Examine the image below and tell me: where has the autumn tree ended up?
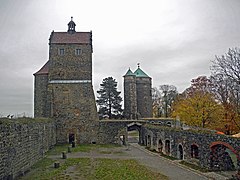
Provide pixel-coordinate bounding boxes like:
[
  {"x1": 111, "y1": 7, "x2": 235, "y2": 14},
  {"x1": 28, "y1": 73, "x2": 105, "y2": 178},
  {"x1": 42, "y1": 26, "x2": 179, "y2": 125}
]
[
  {"x1": 183, "y1": 76, "x2": 213, "y2": 97},
  {"x1": 211, "y1": 47, "x2": 240, "y2": 84},
  {"x1": 210, "y1": 47, "x2": 240, "y2": 133},
  {"x1": 96, "y1": 77, "x2": 123, "y2": 119},
  {"x1": 172, "y1": 76, "x2": 224, "y2": 129},
  {"x1": 152, "y1": 85, "x2": 178, "y2": 118},
  {"x1": 172, "y1": 92, "x2": 223, "y2": 128}
]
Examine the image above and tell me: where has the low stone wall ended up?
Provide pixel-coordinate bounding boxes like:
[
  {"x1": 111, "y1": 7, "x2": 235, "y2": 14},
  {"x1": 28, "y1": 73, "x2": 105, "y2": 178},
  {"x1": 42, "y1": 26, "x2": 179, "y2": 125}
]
[
  {"x1": 0, "y1": 118, "x2": 56, "y2": 179},
  {"x1": 142, "y1": 124, "x2": 240, "y2": 171},
  {"x1": 98, "y1": 120, "x2": 129, "y2": 144}
]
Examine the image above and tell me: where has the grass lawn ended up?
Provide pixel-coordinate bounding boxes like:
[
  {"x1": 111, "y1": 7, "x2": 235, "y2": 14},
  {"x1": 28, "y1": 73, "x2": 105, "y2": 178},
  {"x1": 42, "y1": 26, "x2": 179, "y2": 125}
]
[
  {"x1": 20, "y1": 144, "x2": 168, "y2": 180},
  {"x1": 46, "y1": 143, "x2": 121, "y2": 155},
  {"x1": 20, "y1": 158, "x2": 168, "y2": 180},
  {"x1": 179, "y1": 161, "x2": 209, "y2": 173}
]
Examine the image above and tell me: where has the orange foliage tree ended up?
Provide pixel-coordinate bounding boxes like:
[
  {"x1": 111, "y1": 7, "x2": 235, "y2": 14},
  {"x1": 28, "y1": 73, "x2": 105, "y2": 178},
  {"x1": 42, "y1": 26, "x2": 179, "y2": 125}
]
[{"x1": 172, "y1": 92, "x2": 224, "y2": 128}]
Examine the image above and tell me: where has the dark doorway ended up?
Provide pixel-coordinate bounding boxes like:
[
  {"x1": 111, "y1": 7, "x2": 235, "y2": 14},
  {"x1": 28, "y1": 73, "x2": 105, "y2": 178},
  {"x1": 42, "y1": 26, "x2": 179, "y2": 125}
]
[
  {"x1": 120, "y1": 135, "x2": 126, "y2": 145},
  {"x1": 69, "y1": 133, "x2": 75, "y2": 144},
  {"x1": 165, "y1": 140, "x2": 170, "y2": 155},
  {"x1": 158, "y1": 139, "x2": 163, "y2": 153},
  {"x1": 191, "y1": 144, "x2": 199, "y2": 159},
  {"x1": 178, "y1": 144, "x2": 183, "y2": 159},
  {"x1": 147, "y1": 135, "x2": 151, "y2": 147}
]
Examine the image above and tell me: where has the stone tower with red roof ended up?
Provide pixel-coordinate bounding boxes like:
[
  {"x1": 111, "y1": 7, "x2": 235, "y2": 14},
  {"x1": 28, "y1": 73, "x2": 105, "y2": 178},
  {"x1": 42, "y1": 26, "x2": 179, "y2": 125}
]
[
  {"x1": 123, "y1": 64, "x2": 152, "y2": 119},
  {"x1": 34, "y1": 17, "x2": 98, "y2": 144}
]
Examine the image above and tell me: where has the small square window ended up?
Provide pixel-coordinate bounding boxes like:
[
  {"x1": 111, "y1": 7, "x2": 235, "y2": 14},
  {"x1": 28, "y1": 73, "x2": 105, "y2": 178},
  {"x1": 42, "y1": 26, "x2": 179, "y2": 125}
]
[
  {"x1": 59, "y1": 48, "x2": 65, "y2": 55},
  {"x1": 75, "y1": 49, "x2": 81, "y2": 55}
]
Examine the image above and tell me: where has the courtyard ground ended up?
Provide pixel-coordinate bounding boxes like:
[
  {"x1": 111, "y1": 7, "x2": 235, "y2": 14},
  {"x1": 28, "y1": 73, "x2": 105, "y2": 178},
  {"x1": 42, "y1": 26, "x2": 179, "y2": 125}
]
[{"x1": 20, "y1": 141, "x2": 233, "y2": 180}]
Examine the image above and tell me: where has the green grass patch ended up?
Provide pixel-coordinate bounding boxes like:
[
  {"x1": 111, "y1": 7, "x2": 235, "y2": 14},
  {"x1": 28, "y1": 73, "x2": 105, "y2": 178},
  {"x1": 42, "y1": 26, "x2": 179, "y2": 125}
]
[
  {"x1": 20, "y1": 158, "x2": 90, "y2": 180},
  {"x1": 31, "y1": 157, "x2": 54, "y2": 169},
  {"x1": 179, "y1": 161, "x2": 209, "y2": 172},
  {"x1": 160, "y1": 154, "x2": 178, "y2": 160},
  {"x1": 47, "y1": 144, "x2": 121, "y2": 155},
  {"x1": 21, "y1": 157, "x2": 168, "y2": 180},
  {"x1": 95, "y1": 159, "x2": 168, "y2": 180},
  {"x1": 46, "y1": 144, "x2": 70, "y2": 155}
]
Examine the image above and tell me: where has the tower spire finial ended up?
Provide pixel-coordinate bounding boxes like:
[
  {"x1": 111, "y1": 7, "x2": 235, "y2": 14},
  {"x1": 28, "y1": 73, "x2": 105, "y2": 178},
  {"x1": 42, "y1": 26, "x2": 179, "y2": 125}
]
[
  {"x1": 137, "y1": 63, "x2": 140, "y2": 68},
  {"x1": 68, "y1": 16, "x2": 76, "y2": 34}
]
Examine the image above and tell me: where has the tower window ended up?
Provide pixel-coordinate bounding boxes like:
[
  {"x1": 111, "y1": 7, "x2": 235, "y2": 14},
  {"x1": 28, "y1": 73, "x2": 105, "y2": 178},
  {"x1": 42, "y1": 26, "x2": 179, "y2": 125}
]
[
  {"x1": 59, "y1": 48, "x2": 65, "y2": 55},
  {"x1": 75, "y1": 49, "x2": 81, "y2": 55}
]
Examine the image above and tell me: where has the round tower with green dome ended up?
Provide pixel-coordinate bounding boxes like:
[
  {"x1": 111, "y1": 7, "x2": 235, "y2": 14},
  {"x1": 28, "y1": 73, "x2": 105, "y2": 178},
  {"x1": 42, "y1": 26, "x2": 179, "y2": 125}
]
[{"x1": 123, "y1": 64, "x2": 152, "y2": 119}]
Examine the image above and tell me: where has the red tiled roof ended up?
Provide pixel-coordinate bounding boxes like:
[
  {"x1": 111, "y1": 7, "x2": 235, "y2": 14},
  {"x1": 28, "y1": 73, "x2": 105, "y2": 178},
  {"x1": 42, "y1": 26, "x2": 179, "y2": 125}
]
[
  {"x1": 34, "y1": 61, "x2": 49, "y2": 75},
  {"x1": 50, "y1": 32, "x2": 91, "y2": 44}
]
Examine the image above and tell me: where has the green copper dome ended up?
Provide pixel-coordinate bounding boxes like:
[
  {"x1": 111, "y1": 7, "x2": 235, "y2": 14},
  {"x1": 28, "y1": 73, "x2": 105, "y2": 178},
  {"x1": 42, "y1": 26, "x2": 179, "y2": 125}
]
[
  {"x1": 134, "y1": 67, "x2": 149, "y2": 77},
  {"x1": 124, "y1": 68, "x2": 135, "y2": 76}
]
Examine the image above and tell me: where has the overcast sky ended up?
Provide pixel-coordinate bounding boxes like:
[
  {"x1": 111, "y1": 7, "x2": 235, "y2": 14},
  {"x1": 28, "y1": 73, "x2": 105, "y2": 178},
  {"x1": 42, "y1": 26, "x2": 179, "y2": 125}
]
[{"x1": 0, "y1": 0, "x2": 240, "y2": 117}]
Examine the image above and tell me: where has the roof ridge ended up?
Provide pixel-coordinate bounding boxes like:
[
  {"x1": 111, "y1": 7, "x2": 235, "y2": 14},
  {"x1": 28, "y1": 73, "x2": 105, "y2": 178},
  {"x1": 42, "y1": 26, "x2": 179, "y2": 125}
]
[
  {"x1": 134, "y1": 67, "x2": 150, "y2": 78},
  {"x1": 34, "y1": 61, "x2": 49, "y2": 75}
]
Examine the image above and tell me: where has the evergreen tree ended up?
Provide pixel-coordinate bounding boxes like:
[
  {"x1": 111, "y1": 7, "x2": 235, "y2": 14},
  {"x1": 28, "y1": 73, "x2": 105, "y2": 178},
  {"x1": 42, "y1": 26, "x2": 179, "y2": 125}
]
[{"x1": 96, "y1": 77, "x2": 123, "y2": 119}]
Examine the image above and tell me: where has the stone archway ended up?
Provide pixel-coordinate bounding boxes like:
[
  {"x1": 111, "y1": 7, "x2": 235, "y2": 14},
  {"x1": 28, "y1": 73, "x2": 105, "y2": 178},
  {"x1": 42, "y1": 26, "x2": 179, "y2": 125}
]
[
  {"x1": 165, "y1": 140, "x2": 170, "y2": 155},
  {"x1": 178, "y1": 144, "x2": 184, "y2": 160},
  {"x1": 209, "y1": 142, "x2": 238, "y2": 171},
  {"x1": 127, "y1": 122, "x2": 142, "y2": 144}
]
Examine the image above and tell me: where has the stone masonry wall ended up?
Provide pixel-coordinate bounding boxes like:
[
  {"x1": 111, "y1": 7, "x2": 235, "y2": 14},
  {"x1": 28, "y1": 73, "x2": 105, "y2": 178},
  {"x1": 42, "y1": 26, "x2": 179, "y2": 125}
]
[
  {"x1": 0, "y1": 118, "x2": 56, "y2": 179},
  {"x1": 124, "y1": 75, "x2": 137, "y2": 119},
  {"x1": 136, "y1": 77, "x2": 152, "y2": 118},
  {"x1": 98, "y1": 120, "x2": 129, "y2": 144},
  {"x1": 49, "y1": 44, "x2": 92, "y2": 81},
  {"x1": 34, "y1": 74, "x2": 50, "y2": 118}
]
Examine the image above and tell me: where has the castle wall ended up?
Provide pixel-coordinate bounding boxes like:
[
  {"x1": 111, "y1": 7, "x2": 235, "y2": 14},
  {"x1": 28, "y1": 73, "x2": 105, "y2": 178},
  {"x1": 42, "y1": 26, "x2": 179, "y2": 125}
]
[
  {"x1": 0, "y1": 118, "x2": 56, "y2": 179},
  {"x1": 136, "y1": 77, "x2": 152, "y2": 118},
  {"x1": 98, "y1": 121, "x2": 128, "y2": 144}
]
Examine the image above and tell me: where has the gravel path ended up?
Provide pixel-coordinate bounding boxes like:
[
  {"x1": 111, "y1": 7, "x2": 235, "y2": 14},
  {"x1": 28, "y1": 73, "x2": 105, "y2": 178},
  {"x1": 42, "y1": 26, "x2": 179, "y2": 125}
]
[{"x1": 126, "y1": 143, "x2": 208, "y2": 180}]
